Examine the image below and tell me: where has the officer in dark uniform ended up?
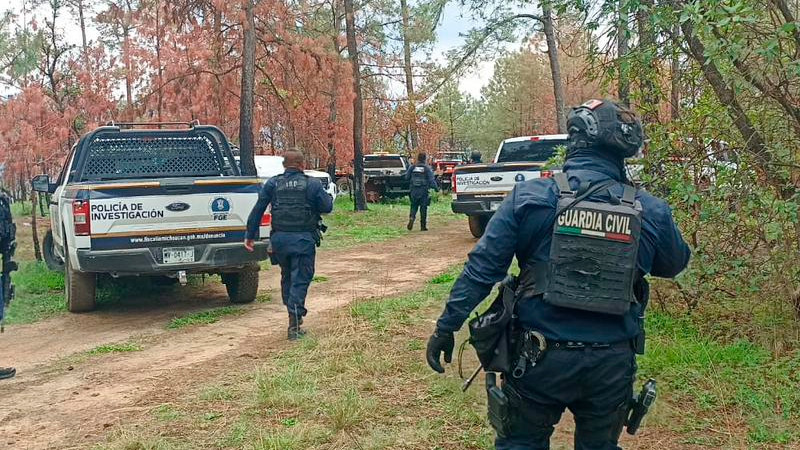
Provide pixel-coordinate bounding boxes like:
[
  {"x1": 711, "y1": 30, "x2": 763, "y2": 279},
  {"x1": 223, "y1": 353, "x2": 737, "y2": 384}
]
[
  {"x1": 426, "y1": 100, "x2": 691, "y2": 449},
  {"x1": 1, "y1": 190, "x2": 17, "y2": 380},
  {"x1": 405, "y1": 153, "x2": 438, "y2": 231},
  {"x1": 244, "y1": 151, "x2": 333, "y2": 340},
  {"x1": 470, "y1": 150, "x2": 482, "y2": 164}
]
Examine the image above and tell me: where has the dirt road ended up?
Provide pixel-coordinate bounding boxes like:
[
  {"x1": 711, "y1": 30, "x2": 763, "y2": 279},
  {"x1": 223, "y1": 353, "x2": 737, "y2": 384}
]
[{"x1": 0, "y1": 224, "x2": 475, "y2": 449}]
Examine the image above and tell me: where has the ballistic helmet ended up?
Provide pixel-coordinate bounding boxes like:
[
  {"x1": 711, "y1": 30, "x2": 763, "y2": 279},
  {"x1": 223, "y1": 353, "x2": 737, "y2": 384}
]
[{"x1": 566, "y1": 99, "x2": 644, "y2": 158}]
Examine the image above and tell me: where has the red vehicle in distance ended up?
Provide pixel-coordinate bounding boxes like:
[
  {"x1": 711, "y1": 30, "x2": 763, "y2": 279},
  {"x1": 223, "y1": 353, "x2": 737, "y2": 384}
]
[{"x1": 431, "y1": 151, "x2": 467, "y2": 192}]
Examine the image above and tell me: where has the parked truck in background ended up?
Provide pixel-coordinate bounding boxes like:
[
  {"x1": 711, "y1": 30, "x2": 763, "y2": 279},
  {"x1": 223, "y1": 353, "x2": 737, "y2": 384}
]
[
  {"x1": 32, "y1": 123, "x2": 270, "y2": 312},
  {"x1": 451, "y1": 134, "x2": 568, "y2": 238},
  {"x1": 431, "y1": 151, "x2": 467, "y2": 192}
]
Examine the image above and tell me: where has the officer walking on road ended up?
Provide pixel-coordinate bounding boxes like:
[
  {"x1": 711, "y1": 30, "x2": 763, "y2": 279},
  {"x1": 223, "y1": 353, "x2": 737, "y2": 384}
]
[
  {"x1": 426, "y1": 99, "x2": 691, "y2": 449},
  {"x1": 405, "y1": 153, "x2": 438, "y2": 231},
  {"x1": 244, "y1": 151, "x2": 333, "y2": 340}
]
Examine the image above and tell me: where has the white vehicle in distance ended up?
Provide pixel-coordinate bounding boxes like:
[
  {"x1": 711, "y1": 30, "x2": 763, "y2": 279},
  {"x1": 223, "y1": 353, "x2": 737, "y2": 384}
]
[{"x1": 236, "y1": 155, "x2": 338, "y2": 201}]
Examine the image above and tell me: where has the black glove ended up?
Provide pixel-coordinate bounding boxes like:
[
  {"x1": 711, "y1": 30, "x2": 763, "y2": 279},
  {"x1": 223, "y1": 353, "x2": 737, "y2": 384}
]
[{"x1": 426, "y1": 329, "x2": 454, "y2": 373}]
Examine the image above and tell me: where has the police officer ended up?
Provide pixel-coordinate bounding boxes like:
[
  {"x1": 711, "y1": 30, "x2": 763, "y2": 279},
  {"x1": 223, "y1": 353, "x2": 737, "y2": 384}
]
[
  {"x1": 244, "y1": 151, "x2": 333, "y2": 340},
  {"x1": 0, "y1": 190, "x2": 16, "y2": 380},
  {"x1": 426, "y1": 100, "x2": 691, "y2": 449},
  {"x1": 405, "y1": 153, "x2": 438, "y2": 231},
  {"x1": 470, "y1": 150, "x2": 482, "y2": 164}
]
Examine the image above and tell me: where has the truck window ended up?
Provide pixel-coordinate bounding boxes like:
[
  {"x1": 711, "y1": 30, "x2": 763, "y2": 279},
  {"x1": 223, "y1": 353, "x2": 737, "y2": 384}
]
[
  {"x1": 496, "y1": 140, "x2": 566, "y2": 163},
  {"x1": 80, "y1": 134, "x2": 230, "y2": 181},
  {"x1": 364, "y1": 156, "x2": 404, "y2": 169}
]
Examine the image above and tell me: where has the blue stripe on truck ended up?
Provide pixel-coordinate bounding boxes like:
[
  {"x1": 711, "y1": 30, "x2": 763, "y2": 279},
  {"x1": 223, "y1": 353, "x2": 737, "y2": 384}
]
[{"x1": 90, "y1": 229, "x2": 247, "y2": 251}]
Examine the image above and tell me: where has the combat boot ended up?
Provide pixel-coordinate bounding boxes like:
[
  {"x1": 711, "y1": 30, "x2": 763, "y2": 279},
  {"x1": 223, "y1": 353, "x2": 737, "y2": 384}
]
[
  {"x1": 407, "y1": 218, "x2": 415, "y2": 231},
  {"x1": 421, "y1": 222, "x2": 428, "y2": 231},
  {"x1": 288, "y1": 314, "x2": 306, "y2": 341},
  {"x1": 0, "y1": 367, "x2": 16, "y2": 380}
]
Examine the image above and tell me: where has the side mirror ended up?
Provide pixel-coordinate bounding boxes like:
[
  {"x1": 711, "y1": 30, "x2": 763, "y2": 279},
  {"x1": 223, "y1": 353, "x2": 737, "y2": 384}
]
[{"x1": 31, "y1": 174, "x2": 55, "y2": 194}]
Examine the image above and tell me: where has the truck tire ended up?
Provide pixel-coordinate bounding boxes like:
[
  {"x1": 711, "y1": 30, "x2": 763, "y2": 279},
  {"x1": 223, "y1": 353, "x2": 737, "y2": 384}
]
[
  {"x1": 468, "y1": 215, "x2": 489, "y2": 238},
  {"x1": 224, "y1": 269, "x2": 259, "y2": 304},
  {"x1": 43, "y1": 230, "x2": 65, "y2": 272},
  {"x1": 336, "y1": 177, "x2": 352, "y2": 196},
  {"x1": 65, "y1": 248, "x2": 97, "y2": 313}
]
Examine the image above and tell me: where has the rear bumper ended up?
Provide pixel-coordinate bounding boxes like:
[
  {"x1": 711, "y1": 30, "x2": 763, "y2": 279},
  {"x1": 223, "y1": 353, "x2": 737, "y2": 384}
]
[
  {"x1": 451, "y1": 195, "x2": 506, "y2": 215},
  {"x1": 76, "y1": 241, "x2": 269, "y2": 275}
]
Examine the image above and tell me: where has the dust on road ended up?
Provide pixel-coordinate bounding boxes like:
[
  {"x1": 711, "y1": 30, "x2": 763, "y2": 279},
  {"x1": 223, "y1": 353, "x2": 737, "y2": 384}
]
[{"x1": 0, "y1": 223, "x2": 475, "y2": 449}]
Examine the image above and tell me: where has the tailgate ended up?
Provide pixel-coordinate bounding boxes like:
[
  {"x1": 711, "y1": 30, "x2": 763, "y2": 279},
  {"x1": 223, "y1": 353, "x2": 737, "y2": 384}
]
[
  {"x1": 454, "y1": 162, "x2": 549, "y2": 196},
  {"x1": 76, "y1": 178, "x2": 265, "y2": 251}
]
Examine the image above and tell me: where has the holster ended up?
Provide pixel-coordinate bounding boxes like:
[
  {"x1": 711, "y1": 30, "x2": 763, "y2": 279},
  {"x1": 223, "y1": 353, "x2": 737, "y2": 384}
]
[{"x1": 467, "y1": 276, "x2": 519, "y2": 373}]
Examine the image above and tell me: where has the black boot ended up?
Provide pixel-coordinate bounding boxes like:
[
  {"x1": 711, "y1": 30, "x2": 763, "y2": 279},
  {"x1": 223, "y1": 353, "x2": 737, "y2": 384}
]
[
  {"x1": 420, "y1": 222, "x2": 428, "y2": 231},
  {"x1": 288, "y1": 314, "x2": 306, "y2": 341},
  {"x1": 0, "y1": 367, "x2": 16, "y2": 380},
  {"x1": 407, "y1": 218, "x2": 415, "y2": 231}
]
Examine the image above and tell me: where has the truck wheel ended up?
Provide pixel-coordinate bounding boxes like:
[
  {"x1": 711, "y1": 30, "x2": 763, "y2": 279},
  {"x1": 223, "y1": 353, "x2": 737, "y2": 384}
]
[
  {"x1": 43, "y1": 230, "x2": 65, "y2": 272},
  {"x1": 336, "y1": 177, "x2": 352, "y2": 196},
  {"x1": 224, "y1": 269, "x2": 259, "y2": 304},
  {"x1": 65, "y1": 249, "x2": 97, "y2": 313},
  {"x1": 468, "y1": 215, "x2": 489, "y2": 238}
]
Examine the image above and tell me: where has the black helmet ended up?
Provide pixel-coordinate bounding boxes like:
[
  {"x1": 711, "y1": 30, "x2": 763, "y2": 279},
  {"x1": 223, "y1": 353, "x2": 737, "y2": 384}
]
[{"x1": 566, "y1": 99, "x2": 644, "y2": 158}]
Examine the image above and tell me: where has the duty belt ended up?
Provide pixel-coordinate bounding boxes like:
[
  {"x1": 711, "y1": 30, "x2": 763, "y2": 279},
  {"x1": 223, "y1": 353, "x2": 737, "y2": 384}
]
[{"x1": 549, "y1": 340, "x2": 633, "y2": 350}]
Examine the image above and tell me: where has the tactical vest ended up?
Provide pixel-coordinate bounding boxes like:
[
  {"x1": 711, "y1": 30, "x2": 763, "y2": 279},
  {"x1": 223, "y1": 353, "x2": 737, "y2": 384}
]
[
  {"x1": 410, "y1": 164, "x2": 428, "y2": 189},
  {"x1": 270, "y1": 174, "x2": 317, "y2": 233},
  {"x1": 0, "y1": 194, "x2": 13, "y2": 246},
  {"x1": 520, "y1": 173, "x2": 642, "y2": 315}
]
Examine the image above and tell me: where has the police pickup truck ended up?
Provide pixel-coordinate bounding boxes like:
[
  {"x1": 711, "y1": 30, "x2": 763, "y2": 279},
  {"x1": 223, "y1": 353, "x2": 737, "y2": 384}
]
[
  {"x1": 451, "y1": 135, "x2": 568, "y2": 237},
  {"x1": 31, "y1": 123, "x2": 270, "y2": 312},
  {"x1": 363, "y1": 153, "x2": 411, "y2": 201}
]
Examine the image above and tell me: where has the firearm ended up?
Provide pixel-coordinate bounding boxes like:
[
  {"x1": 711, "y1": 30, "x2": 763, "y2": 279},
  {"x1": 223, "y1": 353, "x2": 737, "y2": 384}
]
[
  {"x1": 313, "y1": 219, "x2": 328, "y2": 247},
  {"x1": 626, "y1": 378, "x2": 656, "y2": 435}
]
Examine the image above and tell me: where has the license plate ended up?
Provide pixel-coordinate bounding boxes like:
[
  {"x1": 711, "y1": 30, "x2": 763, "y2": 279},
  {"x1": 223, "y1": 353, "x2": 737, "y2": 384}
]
[
  {"x1": 490, "y1": 201, "x2": 503, "y2": 211},
  {"x1": 163, "y1": 247, "x2": 194, "y2": 264}
]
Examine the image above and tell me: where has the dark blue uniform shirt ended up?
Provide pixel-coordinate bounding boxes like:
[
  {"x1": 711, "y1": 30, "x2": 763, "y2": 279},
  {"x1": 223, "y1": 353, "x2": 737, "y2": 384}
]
[
  {"x1": 245, "y1": 169, "x2": 334, "y2": 249},
  {"x1": 405, "y1": 163, "x2": 438, "y2": 195},
  {"x1": 436, "y1": 155, "x2": 691, "y2": 343}
]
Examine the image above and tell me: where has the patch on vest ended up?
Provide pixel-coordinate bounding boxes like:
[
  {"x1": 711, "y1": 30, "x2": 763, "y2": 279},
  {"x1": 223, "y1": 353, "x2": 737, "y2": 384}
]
[
  {"x1": 413, "y1": 166, "x2": 425, "y2": 173},
  {"x1": 556, "y1": 207, "x2": 633, "y2": 242}
]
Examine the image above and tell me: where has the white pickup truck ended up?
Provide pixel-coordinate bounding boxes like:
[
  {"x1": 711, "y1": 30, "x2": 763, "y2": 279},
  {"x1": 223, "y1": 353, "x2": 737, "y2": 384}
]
[
  {"x1": 32, "y1": 123, "x2": 271, "y2": 312},
  {"x1": 452, "y1": 135, "x2": 568, "y2": 237}
]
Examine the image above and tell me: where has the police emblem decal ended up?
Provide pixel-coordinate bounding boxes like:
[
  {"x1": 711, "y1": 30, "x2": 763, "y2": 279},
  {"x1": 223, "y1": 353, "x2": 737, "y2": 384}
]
[
  {"x1": 515, "y1": 173, "x2": 525, "y2": 182},
  {"x1": 210, "y1": 197, "x2": 231, "y2": 220}
]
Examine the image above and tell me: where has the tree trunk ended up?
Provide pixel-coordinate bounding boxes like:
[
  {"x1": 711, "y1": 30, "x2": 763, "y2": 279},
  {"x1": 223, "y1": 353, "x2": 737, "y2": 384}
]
[
  {"x1": 327, "y1": 69, "x2": 339, "y2": 181},
  {"x1": 542, "y1": 4, "x2": 566, "y2": 134},
  {"x1": 400, "y1": 0, "x2": 418, "y2": 152},
  {"x1": 345, "y1": 0, "x2": 368, "y2": 211},
  {"x1": 238, "y1": 0, "x2": 257, "y2": 176},
  {"x1": 30, "y1": 192, "x2": 42, "y2": 262},
  {"x1": 124, "y1": 31, "x2": 133, "y2": 119},
  {"x1": 670, "y1": 23, "x2": 680, "y2": 120},
  {"x1": 617, "y1": 0, "x2": 630, "y2": 106},
  {"x1": 155, "y1": 0, "x2": 163, "y2": 122},
  {"x1": 636, "y1": 0, "x2": 659, "y2": 123},
  {"x1": 78, "y1": 0, "x2": 87, "y2": 53}
]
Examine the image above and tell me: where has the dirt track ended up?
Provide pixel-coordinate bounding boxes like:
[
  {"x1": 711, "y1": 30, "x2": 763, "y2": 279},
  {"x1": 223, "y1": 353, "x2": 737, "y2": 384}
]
[{"x1": 0, "y1": 223, "x2": 475, "y2": 449}]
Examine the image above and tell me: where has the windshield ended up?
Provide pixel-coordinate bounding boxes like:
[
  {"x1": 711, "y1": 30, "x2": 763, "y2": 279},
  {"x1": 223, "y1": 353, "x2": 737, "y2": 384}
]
[
  {"x1": 437, "y1": 153, "x2": 464, "y2": 161},
  {"x1": 364, "y1": 156, "x2": 404, "y2": 169},
  {"x1": 496, "y1": 140, "x2": 566, "y2": 163}
]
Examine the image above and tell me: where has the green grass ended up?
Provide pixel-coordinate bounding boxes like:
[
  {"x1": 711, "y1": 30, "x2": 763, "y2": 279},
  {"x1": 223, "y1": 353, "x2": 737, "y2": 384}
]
[
  {"x1": 99, "y1": 265, "x2": 492, "y2": 450},
  {"x1": 322, "y1": 195, "x2": 459, "y2": 249},
  {"x1": 637, "y1": 311, "x2": 800, "y2": 444},
  {"x1": 87, "y1": 342, "x2": 143, "y2": 355},
  {"x1": 311, "y1": 275, "x2": 328, "y2": 283},
  {"x1": 4, "y1": 261, "x2": 66, "y2": 324},
  {"x1": 5, "y1": 263, "x2": 186, "y2": 325},
  {"x1": 166, "y1": 306, "x2": 243, "y2": 330}
]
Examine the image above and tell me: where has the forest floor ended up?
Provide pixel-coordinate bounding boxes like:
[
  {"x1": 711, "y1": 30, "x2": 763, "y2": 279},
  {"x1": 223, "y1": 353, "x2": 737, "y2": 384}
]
[{"x1": 1, "y1": 197, "x2": 795, "y2": 449}]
